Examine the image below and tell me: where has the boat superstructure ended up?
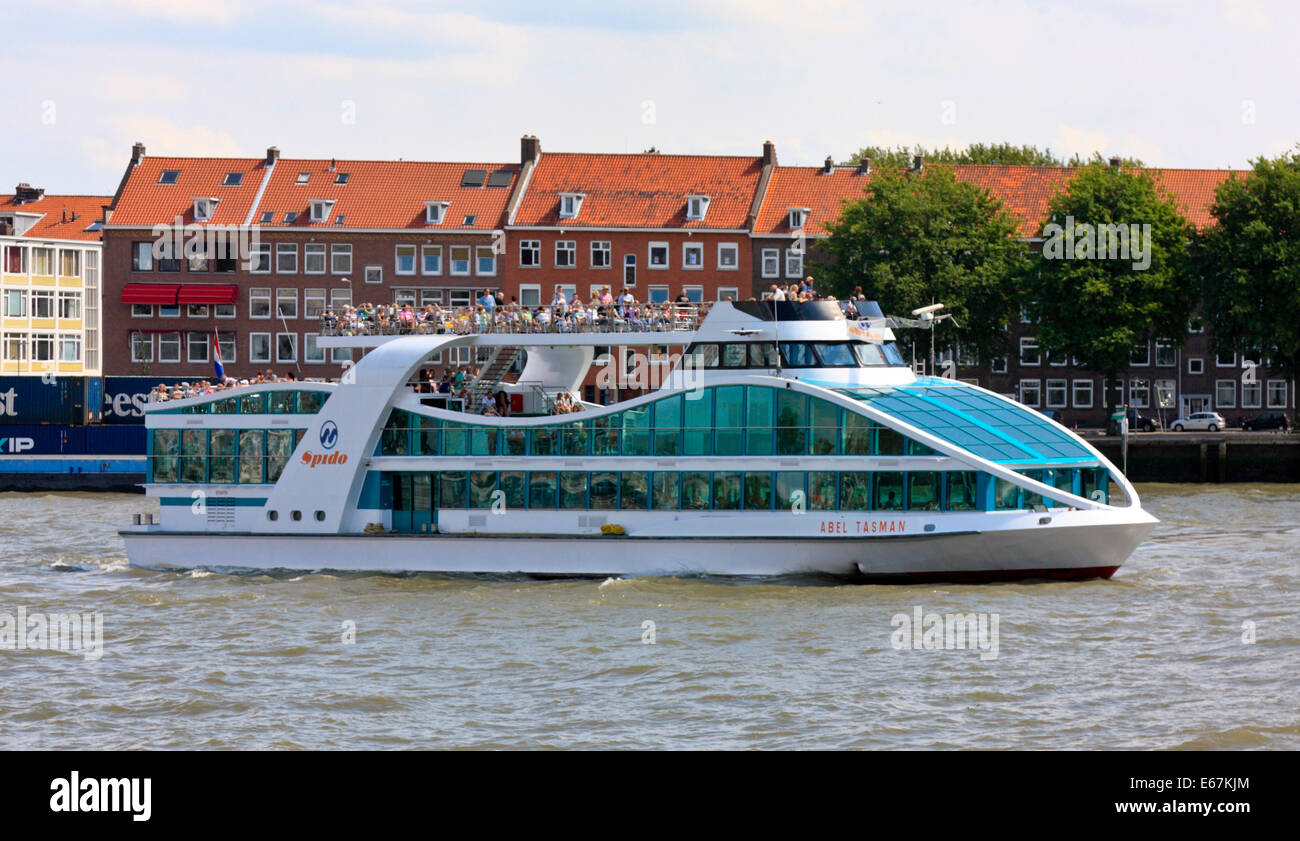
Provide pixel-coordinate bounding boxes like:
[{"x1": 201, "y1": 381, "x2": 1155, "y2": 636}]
[{"x1": 122, "y1": 301, "x2": 1157, "y2": 580}]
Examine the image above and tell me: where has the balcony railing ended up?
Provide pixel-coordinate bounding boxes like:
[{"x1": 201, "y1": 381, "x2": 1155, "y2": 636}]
[{"x1": 318, "y1": 303, "x2": 713, "y2": 337}]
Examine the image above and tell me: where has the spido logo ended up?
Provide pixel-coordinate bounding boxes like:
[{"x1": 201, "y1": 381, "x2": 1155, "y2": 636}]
[{"x1": 301, "y1": 420, "x2": 346, "y2": 467}]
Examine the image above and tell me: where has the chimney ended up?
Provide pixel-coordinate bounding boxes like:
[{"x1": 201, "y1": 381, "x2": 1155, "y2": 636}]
[
  {"x1": 1109, "y1": 156, "x2": 1122, "y2": 172},
  {"x1": 858, "y1": 156, "x2": 871, "y2": 175},
  {"x1": 14, "y1": 183, "x2": 44, "y2": 204},
  {"x1": 912, "y1": 155, "x2": 924, "y2": 173},
  {"x1": 521, "y1": 135, "x2": 540, "y2": 166},
  {"x1": 266, "y1": 146, "x2": 280, "y2": 166},
  {"x1": 329, "y1": 158, "x2": 336, "y2": 172},
  {"x1": 762, "y1": 140, "x2": 777, "y2": 167},
  {"x1": 131, "y1": 142, "x2": 146, "y2": 164},
  {"x1": 61, "y1": 207, "x2": 67, "y2": 223},
  {"x1": 823, "y1": 155, "x2": 834, "y2": 174}
]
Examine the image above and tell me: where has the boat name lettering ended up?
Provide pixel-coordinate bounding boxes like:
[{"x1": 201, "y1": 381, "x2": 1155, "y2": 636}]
[
  {"x1": 301, "y1": 450, "x2": 349, "y2": 468},
  {"x1": 819, "y1": 519, "x2": 906, "y2": 535}
]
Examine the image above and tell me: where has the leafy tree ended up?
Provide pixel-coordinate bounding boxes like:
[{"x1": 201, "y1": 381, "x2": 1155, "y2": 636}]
[
  {"x1": 842, "y1": 143, "x2": 1143, "y2": 169},
  {"x1": 1196, "y1": 148, "x2": 1300, "y2": 384},
  {"x1": 1022, "y1": 164, "x2": 1194, "y2": 404},
  {"x1": 818, "y1": 167, "x2": 1027, "y2": 364}
]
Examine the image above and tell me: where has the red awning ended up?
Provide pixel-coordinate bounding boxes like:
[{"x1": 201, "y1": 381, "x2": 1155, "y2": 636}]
[
  {"x1": 121, "y1": 283, "x2": 181, "y2": 305},
  {"x1": 177, "y1": 284, "x2": 238, "y2": 305}
]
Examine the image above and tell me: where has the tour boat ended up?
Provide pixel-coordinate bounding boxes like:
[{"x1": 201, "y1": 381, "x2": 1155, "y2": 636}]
[{"x1": 121, "y1": 300, "x2": 1157, "y2": 581}]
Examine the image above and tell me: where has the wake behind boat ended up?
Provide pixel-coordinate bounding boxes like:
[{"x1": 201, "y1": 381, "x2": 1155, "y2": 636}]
[{"x1": 121, "y1": 300, "x2": 1156, "y2": 581}]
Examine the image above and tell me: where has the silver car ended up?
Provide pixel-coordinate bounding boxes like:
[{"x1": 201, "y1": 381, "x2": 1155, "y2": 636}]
[{"x1": 1170, "y1": 412, "x2": 1226, "y2": 432}]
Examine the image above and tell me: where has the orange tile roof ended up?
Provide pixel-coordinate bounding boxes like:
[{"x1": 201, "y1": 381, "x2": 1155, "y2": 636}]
[
  {"x1": 109, "y1": 156, "x2": 518, "y2": 230},
  {"x1": 0, "y1": 193, "x2": 111, "y2": 242},
  {"x1": 512, "y1": 152, "x2": 764, "y2": 229},
  {"x1": 753, "y1": 166, "x2": 876, "y2": 235}
]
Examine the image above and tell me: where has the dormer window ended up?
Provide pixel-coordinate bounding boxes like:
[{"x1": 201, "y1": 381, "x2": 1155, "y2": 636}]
[
  {"x1": 425, "y1": 201, "x2": 449, "y2": 225},
  {"x1": 559, "y1": 193, "x2": 585, "y2": 219},
  {"x1": 296, "y1": 172, "x2": 310, "y2": 185},
  {"x1": 309, "y1": 199, "x2": 335, "y2": 223},
  {"x1": 686, "y1": 195, "x2": 710, "y2": 221},
  {"x1": 222, "y1": 172, "x2": 243, "y2": 187},
  {"x1": 787, "y1": 207, "x2": 810, "y2": 230},
  {"x1": 192, "y1": 197, "x2": 218, "y2": 221}
]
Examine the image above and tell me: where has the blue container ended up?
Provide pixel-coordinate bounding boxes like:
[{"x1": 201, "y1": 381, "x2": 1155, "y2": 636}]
[
  {"x1": 84, "y1": 425, "x2": 146, "y2": 455},
  {"x1": 100, "y1": 376, "x2": 189, "y2": 424},
  {"x1": 0, "y1": 424, "x2": 75, "y2": 455},
  {"x1": 0, "y1": 376, "x2": 88, "y2": 426}
]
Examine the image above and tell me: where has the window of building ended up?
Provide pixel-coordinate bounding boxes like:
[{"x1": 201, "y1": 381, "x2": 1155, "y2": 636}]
[
  {"x1": 476, "y1": 246, "x2": 496, "y2": 276},
  {"x1": 1072, "y1": 379, "x2": 1094, "y2": 408},
  {"x1": 681, "y1": 286, "x2": 703, "y2": 303},
  {"x1": 31, "y1": 247, "x2": 53, "y2": 275},
  {"x1": 686, "y1": 195, "x2": 710, "y2": 221},
  {"x1": 296, "y1": 172, "x2": 310, "y2": 185},
  {"x1": 304, "y1": 288, "x2": 326, "y2": 319},
  {"x1": 1187, "y1": 357, "x2": 1203, "y2": 375},
  {"x1": 1240, "y1": 380, "x2": 1261, "y2": 408},
  {"x1": 58, "y1": 334, "x2": 80, "y2": 362},
  {"x1": 1267, "y1": 380, "x2": 1287, "y2": 408},
  {"x1": 364, "y1": 265, "x2": 383, "y2": 284},
  {"x1": 2, "y1": 332, "x2": 26, "y2": 361},
  {"x1": 275, "y1": 243, "x2": 297, "y2": 273},
  {"x1": 130, "y1": 304, "x2": 151, "y2": 319},
  {"x1": 1046, "y1": 379, "x2": 1067, "y2": 408},
  {"x1": 309, "y1": 200, "x2": 334, "y2": 223},
  {"x1": 187, "y1": 304, "x2": 208, "y2": 318},
  {"x1": 193, "y1": 198, "x2": 216, "y2": 222},
  {"x1": 422, "y1": 246, "x2": 442, "y2": 275},
  {"x1": 157, "y1": 170, "x2": 180, "y2": 185},
  {"x1": 159, "y1": 303, "x2": 179, "y2": 318},
  {"x1": 131, "y1": 333, "x2": 152, "y2": 363},
  {"x1": 590, "y1": 241, "x2": 610, "y2": 269},
  {"x1": 1129, "y1": 378, "x2": 1150, "y2": 408},
  {"x1": 647, "y1": 285, "x2": 669, "y2": 303},
  {"x1": 1215, "y1": 380, "x2": 1236, "y2": 408},
  {"x1": 276, "y1": 288, "x2": 297, "y2": 319},
  {"x1": 555, "y1": 241, "x2": 576, "y2": 268},
  {"x1": 990, "y1": 356, "x2": 1007, "y2": 374},
  {"x1": 1155, "y1": 341, "x2": 1176, "y2": 367},
  {"x1": 334, "y1": 173, "x2": 350, "y2": 185},
  {"x1": 304, "y1": 333, "x2": 325, "y2": 364},
  {"x1": 761, "y1": 248, "x2": 780, "y2": 278},
  {"x1": 395, "y1": 245, "x2": 416, "y2": 275},
  {"x1": 1019, "y1": 337, "x2": 1040, "y2": 366},
  {"x1": 218, "y1": 331, "x2": 235, "y2": 363},
  {"x1": 717, "y1": 287, "x2": 739, "y2": 303},
  {"x1": 1019, "y1": 379, "x2": 1041, "y2": 407},
  {"x1": 304, "y1": 243, "x2": 326, "y2": 274},
  {"x1": 449, "y1": 247, "x2": 470, "y2": 275},
  {"x1": 249, "y1": 242, "x2": 271, "y2": 273},
  {"x1": 215, "y1": 303, "x2": 235, "y2": 319},
  {"x1": 331, "y1": 244, "x2": 352, "y2": 275},
  {"x1": 559, "y1": 193, "x2": 584, "y2": 219},
  {"x1": 223, "y1": 172, "x2": 243, "y2": 186},
  {"x1": 785, "y1": 248, "x2": 803, "y2": 278},
  {"x1": 425, "y1": 202, "x2": 448, "y2": 224},
  {"x1": 1, "y1": 289, "x2": 24, "y2": 318},
  {"x1": 31, "y1": 289, "x2": 53, "y2": 319},
  {"x1": 276, "y1": 333, "x2": 297, "y2": 363},
  {"x1": 157, "y1": 331, "x2": 181, "y2": 363},
  {"x1": 649, "y1": 242, "x2": 669, "y2": 269},
  {"x1": 683, "y1": 243, "x2": 703, "y2": 269},
  {"x1": 787, "y1": 208, "x2": 807, "y2": 230},
  {"x1": 250, "y1": 287, "x2": 271, "y2": 319},
  {"x1": 519, "y1": 240, "x2": 540, "y2": 267},
  {"x1": 250, "y1": 333, "x2": 271, "y2": 363},
  {"x1": 718, "y1": 243, "x2": 739, "y2": 269},
  {"x1": 187, "y1": 332, "x2": 210, "y2": 363},
  {"x1": 623, "y1": 255, "x2": 636, "y2": 286},
  {"x1": 1216, "y1": 350, "x2": 1235, "y2": 367}
]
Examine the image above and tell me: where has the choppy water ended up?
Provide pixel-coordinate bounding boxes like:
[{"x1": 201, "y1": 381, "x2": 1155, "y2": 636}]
[{"x1": 0, "y1": 484, "x2": 1295, "y2": 749}]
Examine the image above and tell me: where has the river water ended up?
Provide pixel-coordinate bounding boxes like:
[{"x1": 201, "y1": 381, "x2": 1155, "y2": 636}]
[{"x1": 0, "y1": 484, "x2": 1295, "y2": 750}]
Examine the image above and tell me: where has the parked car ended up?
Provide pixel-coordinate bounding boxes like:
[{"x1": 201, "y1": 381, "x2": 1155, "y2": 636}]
[
  {"x1": 1242, "y1": 412, "x2": 1291, "y2": 432},
  {"x1": 1038, "y1": 409, "x2": 1063, "y2": 422},
  {"x1": 1170, "y1": 411, "x2": 1227, "y2": 432},
  {"x1": 1107, "y1": 408, "x2": 1161, "y2": 434}
]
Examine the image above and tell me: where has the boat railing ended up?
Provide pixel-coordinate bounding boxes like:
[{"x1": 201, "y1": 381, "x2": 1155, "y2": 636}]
[{"x1": 317, "y1": 303, "x2": 712, "y2": 337}]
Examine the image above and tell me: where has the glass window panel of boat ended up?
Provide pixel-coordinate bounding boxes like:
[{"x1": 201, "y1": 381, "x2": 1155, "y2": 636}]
[
  {"x1": 208, "y1": 429, "x2": 236, "y2": 483},
  {"x1": 778, "y1": 342, "x2": 817, "y2": 367},
  {"x1": 415, "y1": 415, "x2": 440, "y2": 456},
  {"x1": 1044, "y1": 467, "x2": 1073, "y2": 507},
  {"x1": 744, "y1": 472, "x2": 772, "y2": 510},
  {"x1": 529, "y1": 471, "x2": 557, "y2": 508},
  {"x1": 294, "y1": 428, "x2": 306, "y2": 451},
  {"x1": 591, "y1": 415, "x2": 617, "y2": 455},
  {"x1": 394, "y1": 473, "x2": 412, "y2": 511},
  {"x1": 651, "y1": 472, "x2": 681, "y2": 509},
  {"x1": 907, "y1": 472, "x2": 939, "y2": 510},
  {"x1": 238, "y1": 430, "x2": 264, "y2": 483},
  {"x1": 499, "y1": 471, "x2": 526, "y2": 509},
  {"x1": 697, "y1": 344, "x2": 721, "y2": 368},
  {"x1": 839, "y1": 472, "x2": 871, "y2": 510},
  {"x1": 240, "y1": 392, "x2": 266, "y2": 414},
  {"x1": 683, "y1": 389, "x2": 712, "y2": 455},
  {"x1": 748, "y1": 342, "x2": 779, "y2": 368},
  {"x1": 212, "y1": 396, "x2": 239, "y2": 414},
  {"x1": 530, "y1": 425, "x2": 556, "y2": 456},
  {"x1": 994, "y1": 477, "x2": 1021, "y2": 510},
  {"x1": 681, "y1": 471, "x2": 710, "y2": 510},
  {"x1": 1020, "y1": 470, "x2": 1044, "y2": 508},
  {"x1": 621, "y1": 408, "x2": 650, "y2": 456},
  {"x1": 442, "y1": 422, "x2": 468, "y2": 456},
  {"x1": 182, "y1": 402, "x2": 210, "y2": 415},
  {"x1": 745, "y1": 386, "x2": 773, "y2": 455},
  {"x1": 619, "y1": 472, "x2": 649, "y2": 510},
  {"x1": 180, "y1": 429, "x2": 207, "y2": 483},
  {"x1": 853, "y1": 342, "x2": 887, "y2": 366},
  {"x1": 714, "y1": 386, "x2": 745, "y2": 455},
  {"x1": 712, "y1": 471, "x2": 743, "y2": 510},
  {"x1": 881, "y1": 343, "x2": 906, "y2": 366},
  {"x1": 841, "y1": 410, "x2": 871, "y2": 455},
  {"x1": 590, "y1": 471, "x2": 618, "y2": 509},
  {"x1": 811, "y1": 398, "x2": 837, "y2": 455},
  {"x1": 721, "y1": 343, "x2": 748, "y2": 368},
  {"x1": 266, "y1": 429, "x2": 293, "y2": 482},
  {"x1": 412, "y1": 473, "x2": 433, "y2": 511},
  {"x1": 269, "y1": 391, "x2": 295, "y2": 414},
  {"x1": 559, "y1": 471, "x2": 589, "y2": 509},
  {"x1": 381, "y1": 411, "x2": 410, "y2": 455},
  {"x1": 439, "y1": 471, "x2": 467, "y2": 508},
  {"x1": 504, "y1": 428, "x2": 528, "y2": 456},
  {"x1": 151, "y1": 429, "x2": 179, "y2": 482},
  {"x1": 906, "y1": 437, "x2": 937, "y2": 456},
  {"x1": 298, "y1": 391, "x2": 325, "y2": 414},
  {"x1": 808, "y1": 471, "x2": 837, "y2": 510},
  {"x1": 469, "y1": 471, "x2": 497, "y2": 508},
  {"x1": 775, "y1": 471, "x2": 804, "y2": 512},
  {"x1": 817, "y1": 342, "x2": 857, "y2": 367},
  {"x1": 874, "y1": 471, "x2": 904, "y2": 510},
  {"x1": 651, "y1": 395, "x2": 682, "y2": 456},
  {"x1": 557, "y1": 420, "x2": 586, "y2": 456},
  {"x1": 775, "y1": 390, "x2": 807, "y2": 455},
  {"x1": 874, "y1": 423, "x2": 905, "y2": 455},
  {"x1": 471, "y1": 425, "x2": 499, "y2": 456},
  {"x1": 945, "y1": 471, "x2": 978, "y2": 511}
]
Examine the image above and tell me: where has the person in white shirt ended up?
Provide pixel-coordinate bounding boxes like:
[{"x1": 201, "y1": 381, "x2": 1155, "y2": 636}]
[{"x1": 770, "y1": 284, "x2": 786, "y2": 301}]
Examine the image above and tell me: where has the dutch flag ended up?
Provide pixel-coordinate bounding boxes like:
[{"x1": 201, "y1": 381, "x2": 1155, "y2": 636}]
[{"x1": 212, "y1": 331, "x2": 224, "y2": 381}]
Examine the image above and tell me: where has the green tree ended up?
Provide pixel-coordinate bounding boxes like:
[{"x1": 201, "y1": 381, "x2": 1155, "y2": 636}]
[
  {"x1": 842, "y1": 143, "x2": 1143, "y2": 169},
  {"x1": 818, "y1": 167, "x2": 1027, "y2": 364},
  {"x1": 1022, "y1": 164, "x2": 1194, "y2": 404},
  {"x1": 1197, "y1": 148, "x2": 1300, "y2": 384}
]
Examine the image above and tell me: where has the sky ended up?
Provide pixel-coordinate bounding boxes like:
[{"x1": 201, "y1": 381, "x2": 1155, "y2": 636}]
[{"x1": 2, "y1": 0, "x2": 1296, "y2": 196}]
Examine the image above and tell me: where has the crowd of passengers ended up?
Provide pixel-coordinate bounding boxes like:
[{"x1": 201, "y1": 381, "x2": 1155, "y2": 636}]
[
  {"x1": 149, "y1": 371, "x2": 327, "y2": 402},
  {"x1": 410, "y1": 365, "x2": 583, "y2": 417}
]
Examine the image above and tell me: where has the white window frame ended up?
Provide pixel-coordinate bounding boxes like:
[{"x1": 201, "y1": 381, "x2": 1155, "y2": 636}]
[
  {"x1": 275, "y1": 332, "x2": 297, "y2": 364},
  {"x1": 304, "y1": 288, "x2": 326, "y2": 319},
  {"x1": 476, "y1": 246, "x2": 496, "y2": 276},
  {"x1": 1155, "y1": 341, "x2": 1176, "y2": 367},
  {"x1": 394, "y1": 244, "x2": 417, "y2": 276},
  {"x1": 1130, "y1": 343, "x2": 1150, "y2": 366},
  {"x1": 215, "y1": 303, "x2": 235, "y2": 319},
  {"x1": 559, "y1": 193, "x2": 584, "y2": 219},
  {"x1": 787, "y1": 208, "x2": 808, "y2": 230},
  {"x1": 990, "y1": 356, "x2": 1008, "y2": 374},
  {"x1": 519, "y1": 284, "x2": 542, "y2": 308},
  {"x1": 1215, "y1": 379, "x2": 1236, "y2": 409},
  {"x1": 364, "y1": 265, "x2": 383, "y2": 285},
  {"x1": 131, "y1": 241, "x2": 153, "y2": 272},
  {"x1": 309, "y1": 199, "x2": 334, "y2": 223},
  {"x1": 761, "y1": 248, "x2": 779, "y2": 278},
  {"x1": 250, "y1": 242, "x2": 271, "y2": 274},
  {"x1": 304, "y1": 243, "x2": 326, "y2": 274},
  {"x1": 250, "y1": 287, "x2": 271, "y2": 319},
  {"x1": 681, "y1": 285, "x2": 703, "y2": 303},
  {"x1": 57, "y1": 290, "x2": 82, "y2": 320},
  {"x1": 217, "y1": 331, "x2": 235, "y2": 364},
  {"x1": 1129, "y1": 378, "x2": 1150, "y2": 409},
  {"x1": 186, "y1": 304, "x2": 208, "y2": 319},
  {"x1": 647, "y1": 285, "x2": 669, "y2": 303},
  {"x1": 56, "y1": 333, "x2": 79, "y2": 362},
  {"x1": 276, "y1": 288, "x2": 298, "y2": 319},
  {"x1": 1215, "y1": 350, "x2": 1236, "y2": 367},
  {"x1": 554, "y1": 240, "x2": 576, "y2": 269},
  {"x1": 330, "y1": 244, "x2": 352, "y2": 275},
  {"x1": 590, "y1": 241, "x2": 611, "y2": 269},
  {"x1": 686, "y1": 195, "x2": 710, "y2": 221},
  {"x1": 249, "y1": 332, "x2": 271, "y2": 364},
  {"x1": 1241, "y1": 379, "x2": 1262, "y2": 409},
  {"x1": 275, "y1": 243, "x2": 297, "y2": 274},
  {"x1": 425, "y1": 202, "x2": 449, "y2": 225},
  {"x1": 1046, "y1": 378, "x2": 1068, "y2": 408},
  {"x1": 1072, "y1": 379, "x2": 1094, "y2": 408},
  {"x1": 1019, "y1": 379, "x2": 1041, "y2": 407},
  {"x1": 623, "y1": 254, "x2": 636, "y2": 286},
  {"x1": 449, "y1": 247, "x2": 470, "y2": 276},
  {"x1": 130, "y1": 332, "x2": 153, "y2": 363},
  {"x1": 1266, "y1": 380, "x2": 1287, "y2": 409},
  {"x1": 193, "y1": 198, "x2": 216, "y2": 222},
  {"x1": 785, "y1": 247, "x2": 803, "y2": 278},
  {"x1": 717, "y1": 286, "x2": 739, "y2": 302},
  {"x1": 130, "y1": 304, "x2": 151, "y2": 319},
  {"x1": 717, "y1": 243, "x2": 739, "y2": 270},
  {"x1": 157, "y1": 331, "x2": 181, "y2": 363},
  {"x1": 519, "y1": 240, "x2": 540, "y2": 268},
  {"x1": 304, "y1": 333, "x2": 326, "y2": 364},
  {"x1": 648, "y1": 242, "x2": 669, "y2": 269},
  {"x1": 421, "y1": 245, "x2": 442, "y2": 275},
  {"x1": 187, "y1": 332, "x2": 210, "y2": 364},
  {"x1": 1019, "y1": 337, "x2": 1041, "y2": 366},
  {"x1": 682, "y1": 242, "x2": 704, "y2": 270},
  {"x1": 1187, "y1": 357, "x2": 1204, "y2": 375}
]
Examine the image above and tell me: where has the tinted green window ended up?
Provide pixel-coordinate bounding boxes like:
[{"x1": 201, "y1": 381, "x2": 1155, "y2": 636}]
[
  {"x1": 530, "y1": 426, "x2": 556, "y2": 456},
  {"x1": 681, "y1": 471, "x2": 710, "y2": 510},
  {"x1": 381, "y1": 411, "x2": 410, "y2": 455},
  {"x1": 875, "y1": 424, "x2": 904, "y2": 455},
  {"x1": 469, "y1": 471, "x2": 497, "y2": 507},
  {"x1": 500, "y1": 471, "x2": 526, "y2": 509},
  {"x1": 209, "y1": 429, "x2": 236, "y2": 483},
  {"x1": 151, "y1": 429, "x2": 179, "y2": 483},
  {"x1": 269, "y1": 391, "x2": 295, "y2": 414},
  {"x1": 621, "y1": 408, "x2": 650, "y2": 456},
  {"x1": 504, "y1": 428, "x2": 528, "y2": 456},
  {"x1": 839, "y1": 472, "x2": 871, "y2": 510},
  {"x1": 561, "y1": 420, "x2": 588, "y2": 456},
  {"x1": 744, "y1": 472, "x2": 772, "y2": 510},
  {"x1": 412, "y1": 473, "x2": 433, "y2": 512},
  {"x1": 842, "y1": 410, "x2": 871, "y2": 455},
  {"x1": 182, "y1": 402, "x2": 209, "y2": 414},
  {"x1": 908, "y1": 472, "x2": 939, "y2": 510},
  {"x1": 811, "y1": 399, "x2": 837, "y2": 455},
  {"x1": 652, "y1": 472, "x2": 679, "y2": 510},
  {"x1": 266, "y1": 429, "x2": 293, "y2": 482},
  {"x1": 238, "y1": 429, "x2": 264, "y2": 484},
  {"x1": 415, "y1": 415, "x2": 440, "y2": 456},
  {"x1": 653, "y1": 395, "x2": 683, "y2": 456},
  {"x1": 779, "y1": 342, "x2": 817, "y2": 367},
  {"x1": 394, "y1": 473, "x2": 411, "y2": 511},
  {"x1": 1044, "y1": 468, "x2": 1072, "y2": 507},
  {"x1": 213, "y1": 396, "x2": 239, "y2": 414},
  {"x1": 559, "y1": 471, "x2": 588, "y2": 509},
  {"x1": 684, "y1": 390, "x2": 712, "y2": 455},
  {"x1": 907, "y1": 437, "x2": 936, "y2": 456},
  {"x1": 590, "y1": 471, "x2": 618, "y2": 509},
  {"x1": 721, "y1": 343, "x2": 747, "y2": 368},
  {"x1": 1080, "y1": 469, "x2": 1109, "y2": 504},
  {"x1": 808, "y1": 471, "x2": 836, "y2": 510},
  {"x1": 945, "y1": 471, "x2": 978, "y2": 511},
  {"x1": 592, "y1": 415, "x2": 618, "y2": 455},
  {"x1": 874, "y1": 471, "x2": 904, "y2": 510},
  {"x1": 745, "y1": 386, "x2": 773, "y2": 455},
  {"x1": 298, "y1": 391, "x2": 325, "y2": 413},
  {"x1": 439, "y1": 471, "x2": 467, "y2": 507},
  {"x1": 529, "y1": 471, "x2": 556, "y2": 508},
  {"x1": 180, "y1": 429, "x2": 206, "y2": 483},
  {"x1": 1020, "y1": 470, "x2": 1044, "y2": 508},
  {"x1": 776, "y1": 390, "x2": 807, "y2": 455},
  {"x1": 714, "y1": 386, "x2": 744, "y2": 455},
  {"x1": 470, "y1": 426, "x2": 499, "y2": 456},
  {"x1": 775, "y1": 471, "x2": 804, "y2": 512},
  {"x1": 619, "y1": 472, "x2": 649, "y2": 510},
  {"x1": 994, "y1": 477, "x2": 1021, "y2": 510},
  {"x1": 748, "y1": 343, "x2": 779, "y2": 367},
  {"x1": 713, "y1": 471, "x2": 743, "y2": 510},
  {"x1": 240, "y1": 392, "x2": 266, "y2": 414}
]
